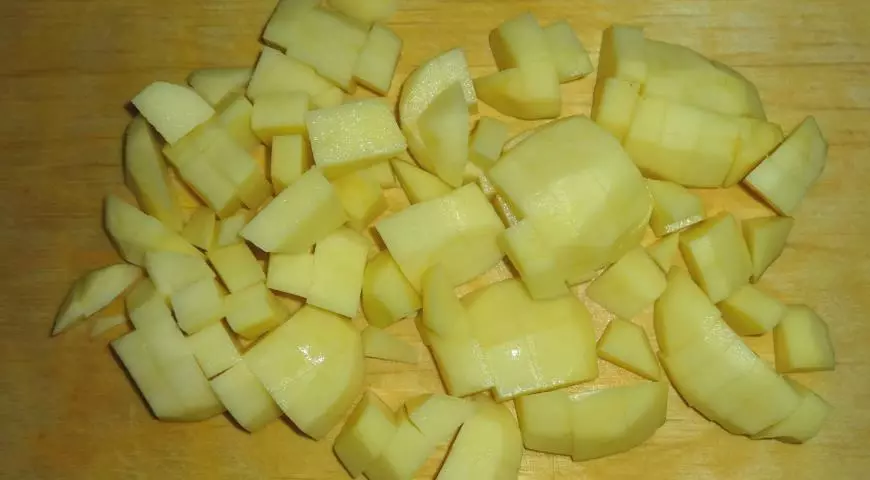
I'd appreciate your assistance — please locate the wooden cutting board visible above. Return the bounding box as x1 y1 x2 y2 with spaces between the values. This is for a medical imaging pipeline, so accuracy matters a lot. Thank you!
1 0 868 478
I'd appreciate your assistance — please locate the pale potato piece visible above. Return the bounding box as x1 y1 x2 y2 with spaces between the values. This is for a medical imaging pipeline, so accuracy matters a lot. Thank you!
773 305 835 373
214 92 261 152
591 77 640 142
187 67 252 106
241 168 347 253
261 0 319 48
597 318 661 380
586 247 667 320
332 172 387 231
124 116 184 232
362 252 421 328
653 268 730 354
647 179 705 237
437 401 523 480
753 378 831 443
391 160 451 204
646 234 679 273
417 84 469 187
251 92 309 145
328 0 397 23
170 278 225 334
596 24 647 84
144 251 215 297
210 361 282 432
90 314 129 338
354 23 402 95
362 326 417 364
360 161 397 188
743 215 794 282
514 390 573 455
376 184 505 290
132 81 215 145
271 134 312 193
246 307 363 439
745 117 828 215
474 67 561 120
213 209 252 248
718 284 786 336
498 219 570 300
489 12 554 70
679 212 752 303
225 283 289 340
104 194 201 265
569 382 667 461
334 391 399 477
182 206 216 251
188 322 241 378
247 47 344 103
405 393 474 443
724 119 784 187
308 228 369 318
420 266 467 337
363 410 435 480
266 253 315 298
307 99 407 178
125 279 177 332
543 20 593 82
53 264 142 335
469 117 509 169
112 330 186 421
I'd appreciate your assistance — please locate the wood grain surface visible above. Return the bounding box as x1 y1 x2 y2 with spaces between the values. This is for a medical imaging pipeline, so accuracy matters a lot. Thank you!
1 0 869 478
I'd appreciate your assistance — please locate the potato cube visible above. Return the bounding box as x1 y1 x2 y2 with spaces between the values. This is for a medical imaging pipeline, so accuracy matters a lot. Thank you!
363 410 436 480
724 119 784 187
360 161 396 188
437 401 523 480
679 212 752 303
187 67 252 106
333 172 387 230
391 160 451 204
743 215 794 282
213 208 252 248
144 251 214 296
271 134 313 193
251 92 309 145
591 77 640 142
308 228 369 318
718 284 786 336
170 278 225 334
361 326 417 364
247 47 343 102
489 12 554 71
515 390 572 455
241 168 348 253
266 253 315 298
417 84 469 187
405 393 474 444
210 361 282 432
354 24 402 95
307 99 407 178
361 251 421 328
171 158 243 218
753 379 832 443
596 24 646 84
132 81 215 145
112 331 186 420
125 279 176 332
215 92 261 152
498 220 569 300
647 179 705 237
261 0 319 47
474 67 561 120
586 247 667 319
52 263 142 335
773 305 835 373
188 322 241 378
596 318 660 380
328 0 397 24
468 117 509 170
334 390 399 477
208 243 265 293
646 234 679 273
104 195 202 265
225 283 289 339
181 207 215 251
543 20 593 82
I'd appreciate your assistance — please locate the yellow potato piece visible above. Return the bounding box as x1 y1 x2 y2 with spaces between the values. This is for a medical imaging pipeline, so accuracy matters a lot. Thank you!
679 212 752 303
207 243 265 294
53 264 142 335
362 327 417 364
718 284 786 336
187 67 252 107
437 400 523 480
170 278 225 334
104 195 202 265
187 322 241 378
353 23 402 95
591 77 640 142
646 233 679 273
362 252 421 328
543 20 594 82
743 215 795 282
597 318 661 380
132 81 215 145
515 389 573 455
753 378 832 443
404 393 474 444
225 283 289 340
124 116 184 232
773 305 836 373
391 160 452 204
334 390 400 477
646 179 705 237
210 361 282 432
586 247 667 320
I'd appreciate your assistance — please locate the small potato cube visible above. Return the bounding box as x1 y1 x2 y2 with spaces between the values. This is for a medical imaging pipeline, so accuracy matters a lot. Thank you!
499 220 568 300
773 305 835 373
647 179 705 237
308 228 370 318
144 251 215 296
718 284 786 336
543 20 593 82
724 118 784 187
112 331 186 420
679 212 752 303
215 92 261 152
362 251 421 328
251 92 309 145
132 81 215 145
362 326 417 364
596 318 660 380
307 99 407 178
743 216 794 282
591 77 640 142
125 279 177 331
418 84 470 187
646 234 679 273
208 243 265 293
333 172 387 230
596 24 646 84
753 379 832 444
188 322 241 378
360 161 396 188
354 24 402 95
267 253 315 298
469 117 509 169
225 283 290 339
213 209 253 248
334 390 400 478
474 67 561 120
586 247 667 319
187 67 252 107
170 278 225 334
210 361 282 432
392 160 451 204
247 47 342 102
182 206 216 251
271 134 313 193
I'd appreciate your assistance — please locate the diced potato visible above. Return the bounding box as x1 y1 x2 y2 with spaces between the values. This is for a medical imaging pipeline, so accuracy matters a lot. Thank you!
753 379 831 443
392 160 452 204
405 394 474 444
773 305 835 373
436 400 523 480
225 283 289 339
354 23 402 95
124 117 184 232
376 184 505 290
718 284 786 336
362 327 417 364
515 390 572 456
308 228 370 318
112 330 186 420
646 234 679 273
596 318 661 380
498 219 569 299
53 264 142 335
679 212 752 303
586 247 667 319
647 179 705 237
744 117 827 215
170 278 225 334
181 207 215 251
360 161 397 188
168 159 242 219
144 251 215 296
213 209 252 248
363 410 435 480
251 92 309 145
125 279 177 332
241 168 347 253
210 361 282 432
244 306 363 439
743 215 794 282
362 252 421 328
307 99 407 178
104 195 201 265
271 134 313 193
724 119 784 187
489 12 554 71
187 67 252 106
653 268 730 354
333 172 387 230
188 322 241 378
266 253 315 298
543 20 593 82
247 47 343 103
569 382 667 461
334 391 400 478
90 314 129 338
132 81 215 145
215 92 261 152
261 0 319 46
420 266 468 337
590 77 640 142
474 67 561 120
417 84 469 187
469 117 509 170
328 0 397 23
596 24 647 84
624 96 741 187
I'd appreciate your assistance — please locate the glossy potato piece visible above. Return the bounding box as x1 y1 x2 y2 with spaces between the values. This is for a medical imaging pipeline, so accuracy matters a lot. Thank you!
515 389 573 455
210 361 282 432
646 179 705 237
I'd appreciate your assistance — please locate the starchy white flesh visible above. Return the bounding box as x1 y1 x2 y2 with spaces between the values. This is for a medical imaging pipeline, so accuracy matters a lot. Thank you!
361 251 421 328
773 305 836 373
362 327 417 364
743 215 795 282
104 195 201 265
124 116 184 232
586 247 667 320
437 400 523 480
187 67 252 106
646 179 705 237
718 284 786 336
597 318 661 380
210 361 283 432
646 234 679 273
53 264 142 335
132 81 215 145
679 212 753 303
334 391 400 478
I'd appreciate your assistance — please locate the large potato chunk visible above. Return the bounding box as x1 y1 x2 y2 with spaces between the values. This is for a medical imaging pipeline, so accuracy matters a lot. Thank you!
437 400 523 480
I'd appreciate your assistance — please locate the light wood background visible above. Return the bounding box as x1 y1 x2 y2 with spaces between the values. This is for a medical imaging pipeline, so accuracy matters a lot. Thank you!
1 0 869 478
